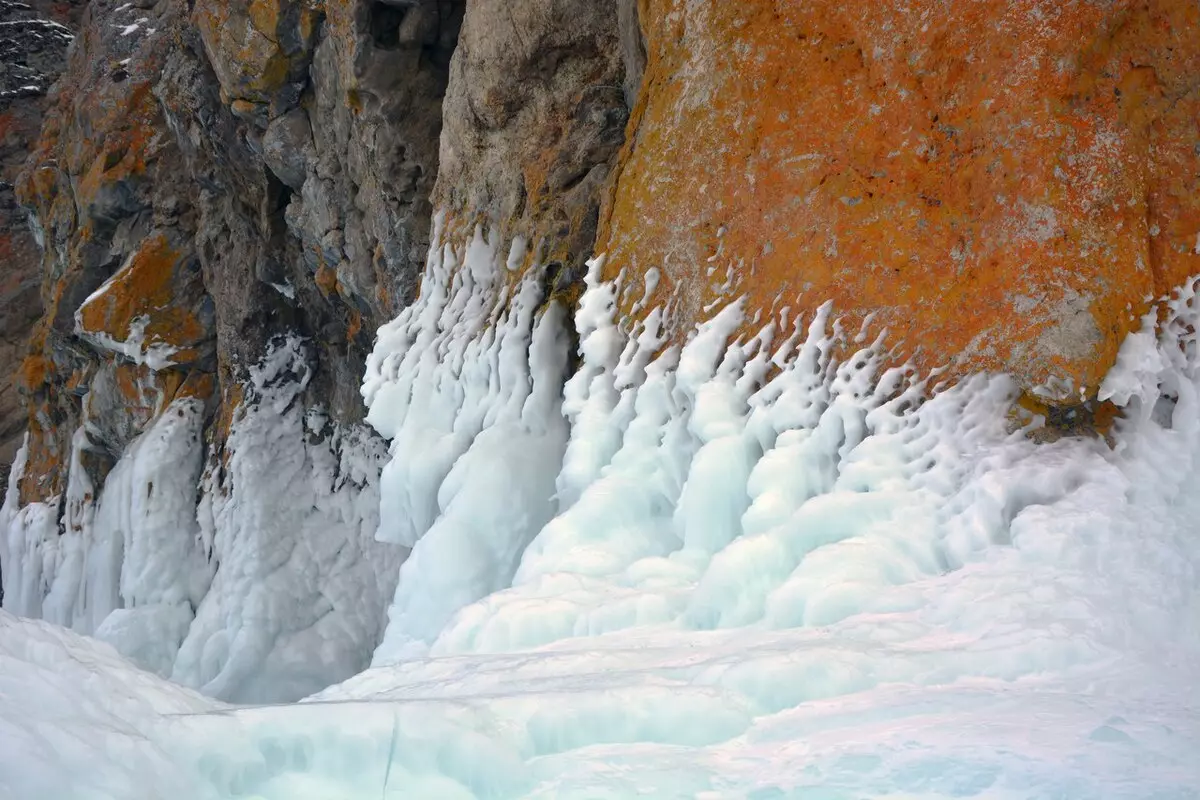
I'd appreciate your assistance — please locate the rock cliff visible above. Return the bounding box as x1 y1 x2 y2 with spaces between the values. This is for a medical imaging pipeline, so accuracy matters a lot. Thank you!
0 0 81 484
1 0 1198 698
600 0 1200 408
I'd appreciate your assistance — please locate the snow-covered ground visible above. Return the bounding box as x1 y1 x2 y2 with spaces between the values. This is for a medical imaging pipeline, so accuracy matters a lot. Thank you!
1 223 1198 798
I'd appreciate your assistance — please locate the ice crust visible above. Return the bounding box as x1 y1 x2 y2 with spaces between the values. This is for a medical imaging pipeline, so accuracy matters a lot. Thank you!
1 224 1199 798
1 338 400 703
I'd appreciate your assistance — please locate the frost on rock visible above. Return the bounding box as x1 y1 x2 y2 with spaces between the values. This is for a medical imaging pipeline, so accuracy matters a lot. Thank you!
172 336 402 702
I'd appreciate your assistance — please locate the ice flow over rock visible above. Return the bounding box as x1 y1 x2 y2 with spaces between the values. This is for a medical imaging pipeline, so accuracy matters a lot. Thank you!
2 222 1199 798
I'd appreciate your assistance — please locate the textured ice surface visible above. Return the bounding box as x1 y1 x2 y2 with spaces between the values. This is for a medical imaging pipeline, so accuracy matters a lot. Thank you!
2 227 1199 797
363 222 569 662
1 398 210 666
1 338 401 702
170 336 401 702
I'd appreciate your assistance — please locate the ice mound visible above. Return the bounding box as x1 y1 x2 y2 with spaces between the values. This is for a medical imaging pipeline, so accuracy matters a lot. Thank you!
0 610 218 800
1 223 1198 798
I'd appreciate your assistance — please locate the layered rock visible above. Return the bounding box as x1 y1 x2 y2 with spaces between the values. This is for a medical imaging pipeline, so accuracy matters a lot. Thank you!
0 0 80 484
599 0 1200 405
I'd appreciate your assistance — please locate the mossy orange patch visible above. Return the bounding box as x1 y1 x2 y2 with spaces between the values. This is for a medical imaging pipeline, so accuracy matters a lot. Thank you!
76 233 210 359
314 264 340 296
19 355 53 392
599 0 1200 403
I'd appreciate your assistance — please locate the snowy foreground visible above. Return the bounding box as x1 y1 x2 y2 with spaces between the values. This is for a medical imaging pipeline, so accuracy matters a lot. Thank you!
3 225 1200 798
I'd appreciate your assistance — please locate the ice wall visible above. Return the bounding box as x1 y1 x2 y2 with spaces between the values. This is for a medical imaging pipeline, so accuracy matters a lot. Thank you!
360 230 1199 671
0 337 401 702
362 221 570 662
171 336 402 702
0 398 211 674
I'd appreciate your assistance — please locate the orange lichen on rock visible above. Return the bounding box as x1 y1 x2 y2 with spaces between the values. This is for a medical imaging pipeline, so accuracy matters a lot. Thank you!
71 80 162 210
75 233 212 366
18 409 65 505
19 354 53 394
314 263 340 297
92 361 213 422
194 0 321 107
600 0 1200 402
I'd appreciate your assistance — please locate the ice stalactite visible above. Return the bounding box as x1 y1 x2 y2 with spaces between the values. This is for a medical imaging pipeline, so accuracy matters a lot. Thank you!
1 338 401 700
0 399 211 676
363 228 1200 692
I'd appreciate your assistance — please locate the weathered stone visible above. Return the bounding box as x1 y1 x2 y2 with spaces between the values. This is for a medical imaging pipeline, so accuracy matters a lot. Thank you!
0 0 80 478
291 0 463 321
13 0 214 503
600 0 1200 403
434 0 628 281
5 0 474 513
262 107 312 190
75 231 215 367
194 0 321 112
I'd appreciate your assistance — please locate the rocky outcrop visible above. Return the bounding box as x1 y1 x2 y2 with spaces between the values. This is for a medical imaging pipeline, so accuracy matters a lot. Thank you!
434 0 629 290
5 0 1199 698
599 0 1200 407
1 0 633 699
0 0 80 485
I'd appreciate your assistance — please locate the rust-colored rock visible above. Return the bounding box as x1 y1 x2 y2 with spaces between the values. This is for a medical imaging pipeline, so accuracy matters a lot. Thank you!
75 232 214 367
194 0 321 112
600 0 1200 402
0 0 81 481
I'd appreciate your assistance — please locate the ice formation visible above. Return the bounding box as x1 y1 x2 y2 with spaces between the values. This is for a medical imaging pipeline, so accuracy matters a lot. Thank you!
1 337 399 702
363 221 570 661
1 398 210 666
169 336 401 702
1 224 1199 797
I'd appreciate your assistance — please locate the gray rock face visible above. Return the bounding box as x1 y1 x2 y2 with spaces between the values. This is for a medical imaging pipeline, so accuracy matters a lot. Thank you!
0 0 80 484
292 0 463 325
434 0 629 282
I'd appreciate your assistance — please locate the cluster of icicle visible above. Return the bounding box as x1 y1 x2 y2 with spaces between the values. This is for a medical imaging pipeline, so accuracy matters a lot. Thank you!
1 336 398 703
361 218 1200 671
